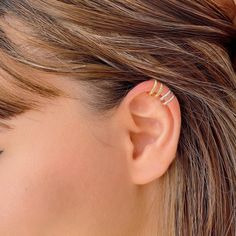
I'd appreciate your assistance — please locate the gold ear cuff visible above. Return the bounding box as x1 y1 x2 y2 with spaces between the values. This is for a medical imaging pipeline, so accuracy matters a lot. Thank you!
148 80 175 106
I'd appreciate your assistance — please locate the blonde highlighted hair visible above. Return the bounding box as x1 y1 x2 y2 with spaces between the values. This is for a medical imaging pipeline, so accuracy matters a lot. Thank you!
0 0 236 235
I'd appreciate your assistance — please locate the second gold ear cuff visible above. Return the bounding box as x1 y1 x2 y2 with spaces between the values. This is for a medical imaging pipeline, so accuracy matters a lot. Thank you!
148 79 175 106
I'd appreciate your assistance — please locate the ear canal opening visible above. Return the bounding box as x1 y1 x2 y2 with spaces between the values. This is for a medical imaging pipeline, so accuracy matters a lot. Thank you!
130 131 156 160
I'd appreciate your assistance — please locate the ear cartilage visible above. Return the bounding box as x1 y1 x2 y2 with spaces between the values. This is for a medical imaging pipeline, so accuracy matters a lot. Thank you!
148 79 175 106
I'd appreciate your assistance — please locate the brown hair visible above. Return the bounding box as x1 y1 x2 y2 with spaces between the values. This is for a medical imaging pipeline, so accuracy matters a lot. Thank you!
0 0 236 235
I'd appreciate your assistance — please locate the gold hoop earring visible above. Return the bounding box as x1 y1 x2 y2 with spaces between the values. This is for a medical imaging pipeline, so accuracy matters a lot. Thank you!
148 79 175 106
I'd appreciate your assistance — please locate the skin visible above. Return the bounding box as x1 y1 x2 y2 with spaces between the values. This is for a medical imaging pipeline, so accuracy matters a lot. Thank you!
0 72 181 236
0 77 134 236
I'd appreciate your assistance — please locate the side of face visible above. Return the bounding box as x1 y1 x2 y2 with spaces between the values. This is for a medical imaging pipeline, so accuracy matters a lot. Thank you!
0 10 183 236
0 93 139 236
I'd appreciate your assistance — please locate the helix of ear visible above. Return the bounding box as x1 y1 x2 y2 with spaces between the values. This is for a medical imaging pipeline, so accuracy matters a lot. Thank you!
147 80 175 106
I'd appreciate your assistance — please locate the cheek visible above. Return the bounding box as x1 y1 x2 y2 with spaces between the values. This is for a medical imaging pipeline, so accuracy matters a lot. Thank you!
0 131 129 235
0 145 84 235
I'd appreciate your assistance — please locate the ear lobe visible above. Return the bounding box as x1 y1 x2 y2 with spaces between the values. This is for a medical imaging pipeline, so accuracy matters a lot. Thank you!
123 80 181 185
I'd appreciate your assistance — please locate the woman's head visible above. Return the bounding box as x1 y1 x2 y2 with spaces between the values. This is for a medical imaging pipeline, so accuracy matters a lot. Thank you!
0 0 235 235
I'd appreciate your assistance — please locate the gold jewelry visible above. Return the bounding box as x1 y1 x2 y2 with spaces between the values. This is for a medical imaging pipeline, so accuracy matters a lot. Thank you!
148 79 158 96
148 79 175 106
154 83 163 97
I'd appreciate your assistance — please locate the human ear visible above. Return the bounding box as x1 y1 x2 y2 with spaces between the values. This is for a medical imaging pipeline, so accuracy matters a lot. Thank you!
115 79 181 185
